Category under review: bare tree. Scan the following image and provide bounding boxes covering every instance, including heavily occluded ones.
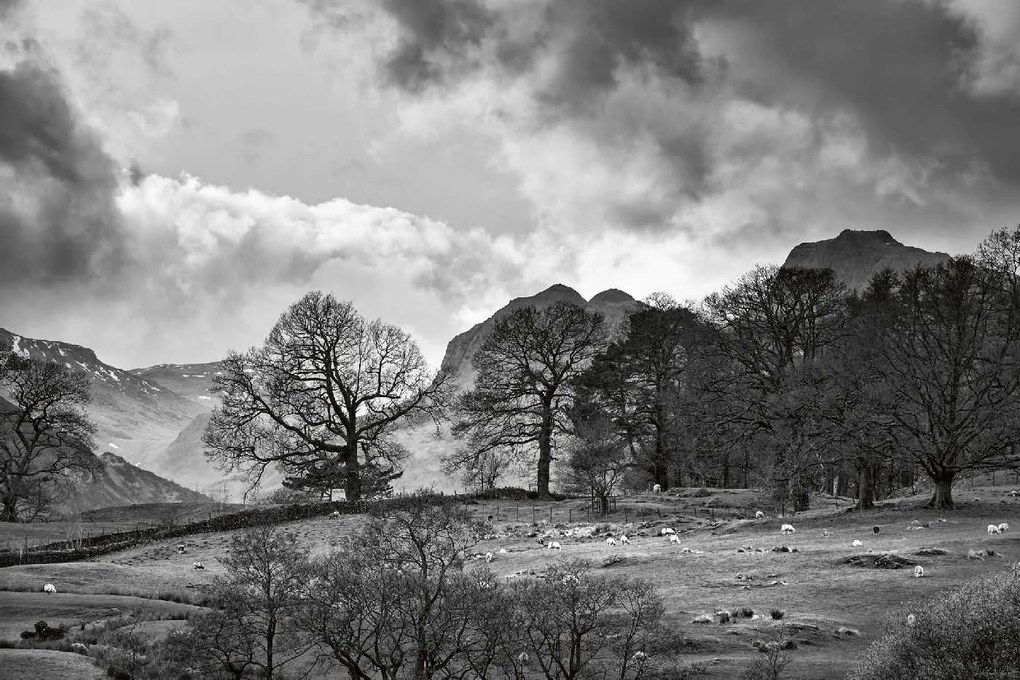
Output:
[451,302,607,498]
[564,406,632,515]
[204,291,449,502]
[301,497,488,679]
[186,526,313,680]
[0,354,98,522]
[869,257,1020,509]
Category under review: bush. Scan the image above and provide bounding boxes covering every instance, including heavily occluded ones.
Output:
[769,608,785,620]
[850,562,1020,680]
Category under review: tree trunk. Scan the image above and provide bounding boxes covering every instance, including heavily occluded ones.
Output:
[653,426,669,490]
[344,439,361,502]
[856,464,875,511]
[1,495,17,523]
[536,404,553,499]
[927,473,956,510]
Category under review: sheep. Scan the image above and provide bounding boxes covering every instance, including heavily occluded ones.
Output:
[43,583,56,594]
[669,534,681,544]
[988,524,1002,535]
[176,543,186,554]
[873,526,881,535]
[973,497,981,502]
[620,535,630,544]
[780,524,796,535]
[517,652,530,664]
[755,510,765,519]
[906,613,916,626]
[652,483,662,493]
[632,650,647,661]
[822,530,833,537]
[999,522,1010,532]
[605,537,617,546]
[548,541,562,550]
[852,539,863,547]
[193,561,205,570]
[485,552,494,563]
[661,527,676,536]
[498,548,508,554]
[914,565,924,578]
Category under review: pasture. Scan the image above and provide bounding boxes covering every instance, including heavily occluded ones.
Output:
[0,484,1017,679]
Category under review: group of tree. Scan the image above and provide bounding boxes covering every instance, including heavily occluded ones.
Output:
[172,497,671,679]
[204,225,1020,511]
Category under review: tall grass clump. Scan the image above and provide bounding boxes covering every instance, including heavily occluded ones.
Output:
[851,562,1020,679]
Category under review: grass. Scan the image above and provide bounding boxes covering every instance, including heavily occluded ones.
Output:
[0,480,1017,679]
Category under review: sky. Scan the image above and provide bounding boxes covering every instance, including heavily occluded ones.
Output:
[1,0,1019,370]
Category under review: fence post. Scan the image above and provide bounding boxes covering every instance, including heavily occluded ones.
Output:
[569,509,572,523]
[549,506,553,524]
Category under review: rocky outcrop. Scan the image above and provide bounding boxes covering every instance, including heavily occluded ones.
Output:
[782,229,951,291]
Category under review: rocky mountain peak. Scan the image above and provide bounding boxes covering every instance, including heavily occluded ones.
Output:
[589,289,636,305]
[783,229,951,291]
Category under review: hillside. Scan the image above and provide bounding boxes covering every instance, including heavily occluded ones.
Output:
[783,229,951,291]
[439,283,641,390]
[67,452,210,510]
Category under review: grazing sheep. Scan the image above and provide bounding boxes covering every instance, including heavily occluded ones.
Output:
[873,526,881,535]
[661,527,676,536]
[914,565,924,578]
[499,548,508,554]
[620,535,630,544]
[906,613,916,626]
[652,483,662,493]
[485,552,494,563]
[669,534,681,544]
[176,543,186,554]
[755,510,765,519]
[193,561,205,570]
[823,530,833,537]
[517,652,530,664]
[605,537,617,546]
[548,541,562,550]
[852,539,863,547]
[999,522,1010,532]
[973,497,981,502]
[780,524,796,535]
[988,524,1002,535]
[43,583,56,594]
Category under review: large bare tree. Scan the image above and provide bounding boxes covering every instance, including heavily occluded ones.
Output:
[204,291,448,502]
[450,301,607,498]
[871,254,1020,509]
[0,354,98,522]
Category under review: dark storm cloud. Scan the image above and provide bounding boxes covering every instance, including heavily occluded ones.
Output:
[307,0,1020,232]
[0,59,124,286]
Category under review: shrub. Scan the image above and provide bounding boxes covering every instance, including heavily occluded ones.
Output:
[850,562,1020,680]
[770,608,785,620]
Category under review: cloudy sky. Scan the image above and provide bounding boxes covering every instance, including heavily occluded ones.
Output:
[2,0,1019,370]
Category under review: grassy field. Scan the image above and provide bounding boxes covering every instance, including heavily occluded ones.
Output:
[0,483,1017,679]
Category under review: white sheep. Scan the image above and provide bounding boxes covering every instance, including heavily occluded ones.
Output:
[660,527,676,536]
[176,543,186,554]
[517,652,530,664]
[988,524,1001,535]
[780,524,796,535]
[669,534,681,544]
[755,510,765,519]
[632,650,648,661]
[852,539,863,547]
[499,548,508,554]
[43,583,56,594]
[914,565,924,578]
[193,561,205,570]
[999,522,1010,532]
[906,613,916,627]
[548,541,562,550]
[823,530,833,537]
[605,537,617,546]
[652,483,662,493]
[485,552,494,563]
[620,535,630,544]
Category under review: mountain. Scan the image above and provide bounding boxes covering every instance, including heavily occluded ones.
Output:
[67,452,210,510]
[782,229,952,291]
[0,329,239,499]
[439,284,641,390]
